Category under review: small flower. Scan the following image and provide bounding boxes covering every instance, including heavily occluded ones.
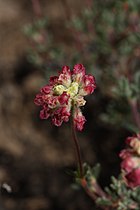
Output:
[120,133,140,188]
[125,168,140,188]
[34,64,96,131]
[126,134,140,155]
[119,149,131,159]
[121,156,140,173]
[73,108,86,131]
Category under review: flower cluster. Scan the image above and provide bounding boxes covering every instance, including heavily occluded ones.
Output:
[34,64,96,131]
[120,134,140,188]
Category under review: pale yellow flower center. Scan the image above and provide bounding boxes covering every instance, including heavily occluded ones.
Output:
[67,82,79,97]
[53,82,79,97]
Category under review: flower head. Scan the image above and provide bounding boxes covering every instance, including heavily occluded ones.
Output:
[34,64,96,131]
[120,133,140,188]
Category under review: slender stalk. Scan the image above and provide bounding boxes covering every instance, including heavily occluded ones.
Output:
[71,119,83,178]
[71,119,108,199]
[81,178,98,200]
[71,120,110,209]
[31,0,42,18]
[81,178,110,210]
[129,98,140,130]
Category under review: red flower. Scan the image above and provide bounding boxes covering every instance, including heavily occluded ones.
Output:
[120,134,140,188]
[125,168,140,188]
[34,64,96,131]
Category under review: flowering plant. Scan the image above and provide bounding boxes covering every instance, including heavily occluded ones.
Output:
[35,64,140,210]
[29,0,140,209]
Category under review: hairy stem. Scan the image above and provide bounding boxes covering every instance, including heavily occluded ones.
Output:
[31,0,42,18]
[71,119,83,178]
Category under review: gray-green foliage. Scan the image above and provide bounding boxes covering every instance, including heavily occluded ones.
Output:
[83,163,101,180]
[113,72,140,100]
[101,72,140,132]
[96,176,140,210]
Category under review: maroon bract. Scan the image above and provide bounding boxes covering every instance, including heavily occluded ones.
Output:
[125,168,140,188]
[34,64,96,131]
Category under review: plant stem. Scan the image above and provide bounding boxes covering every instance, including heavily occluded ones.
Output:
[81,178,110,210]
[71,121,109,209]
[129,98,140,130]
[31,0,42,18]
[71,119,83,178]
[81,178,98,200]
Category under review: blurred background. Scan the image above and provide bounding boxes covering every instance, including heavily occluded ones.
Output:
[0,0,140,209]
